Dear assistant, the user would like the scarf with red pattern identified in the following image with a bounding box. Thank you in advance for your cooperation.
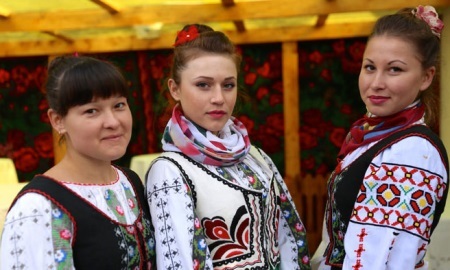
[162,104,251,166]
[338,101,425,161]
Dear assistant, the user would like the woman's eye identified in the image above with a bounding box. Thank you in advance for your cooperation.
[84,109,97,114]
[196,82,209,88]
[364,64,375,71]
[115,102,127,109]
[389,67,403,72]
[224,83,236,89]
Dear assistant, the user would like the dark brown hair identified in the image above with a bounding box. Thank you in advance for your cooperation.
[45,55,128,117]
[170,24,242,85]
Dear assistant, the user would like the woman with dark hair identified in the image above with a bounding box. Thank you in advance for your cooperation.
[0,55,156,269]
[145,24,311,269]
[312,5,448,269]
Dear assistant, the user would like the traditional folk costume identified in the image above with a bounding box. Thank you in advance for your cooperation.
[146,105,311,269]
[0,166,156,269]
[313,102,448,269]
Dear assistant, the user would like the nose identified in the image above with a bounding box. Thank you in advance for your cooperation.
[211,86,225,104]
[370,71,386,90]
[103,110,120,128]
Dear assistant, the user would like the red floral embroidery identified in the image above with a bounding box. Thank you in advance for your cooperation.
[128,198,135,208]
[202,207,250,260]
[59,229,72,240]
[193,259,200,270]
[116,205,124,215]
[126,225,135,234]
[173,25,199,46]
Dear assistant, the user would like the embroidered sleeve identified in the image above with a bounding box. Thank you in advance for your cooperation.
[345,136,448,269]
[0,193,75,269]
[257,148,312,269]
[146,158,213,270]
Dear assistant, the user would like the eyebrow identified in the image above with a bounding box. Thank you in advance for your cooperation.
[388,60,407,65]
[195,76,237,80]
[363,58,407,65]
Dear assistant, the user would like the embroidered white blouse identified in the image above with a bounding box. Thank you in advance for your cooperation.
[312,131,448,270]
[0,168,139,269]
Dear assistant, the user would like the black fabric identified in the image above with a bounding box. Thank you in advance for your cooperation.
[14,166,154,270]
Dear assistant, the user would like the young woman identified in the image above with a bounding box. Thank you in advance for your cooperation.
[312,5,448,270]
[145,24,311,269]
[0,56,156,269]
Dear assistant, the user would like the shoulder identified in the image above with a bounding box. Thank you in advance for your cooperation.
[375,135,447,177]
[146,153,191,183]
[8,191,54,216]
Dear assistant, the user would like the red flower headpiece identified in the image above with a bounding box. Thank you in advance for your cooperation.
[412,5,444,38]
[173,25,200,47]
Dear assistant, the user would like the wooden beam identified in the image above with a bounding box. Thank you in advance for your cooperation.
[0,0,449,32]
[91,0,121,14]
[0,21,377,57]
[233,21,246,32]
[221,0,235,6]
[316,14,329,27]
[0,22,375,57]
[0,5,11,19]
[42,31,74,43]
[221,0,246,33]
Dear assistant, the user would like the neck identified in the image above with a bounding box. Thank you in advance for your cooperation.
[45,155,116,184]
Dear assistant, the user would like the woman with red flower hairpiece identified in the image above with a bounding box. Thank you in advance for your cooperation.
[312,5,448,270]
[145,24,311,269]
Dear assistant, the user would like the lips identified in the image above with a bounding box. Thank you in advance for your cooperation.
[103,134,122,140]
[207,110,226,118]
[368,95,389,105]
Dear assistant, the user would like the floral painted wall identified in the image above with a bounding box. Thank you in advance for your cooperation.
[0,38,367,182]
[0,56,52,182]
[298,39,367,176]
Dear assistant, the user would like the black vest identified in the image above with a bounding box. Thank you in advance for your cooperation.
[325,125,449,269]
[14,166,156,269]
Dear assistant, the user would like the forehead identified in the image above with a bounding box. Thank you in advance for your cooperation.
[365,35,421,62]
[183,54,237,74]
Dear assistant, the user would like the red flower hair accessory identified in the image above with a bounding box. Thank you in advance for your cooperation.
[412,5,444,38]
[173,25,200,47]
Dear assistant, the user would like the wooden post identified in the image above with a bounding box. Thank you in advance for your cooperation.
[48,55,66,164]
[440,7,450,219]
[282,41,301,207]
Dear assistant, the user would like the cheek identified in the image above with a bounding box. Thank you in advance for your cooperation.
[358,76,367,97]
[358,74,367,89]
[123,111,133,129]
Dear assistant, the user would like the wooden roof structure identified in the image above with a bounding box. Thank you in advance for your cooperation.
[1,0,450,57]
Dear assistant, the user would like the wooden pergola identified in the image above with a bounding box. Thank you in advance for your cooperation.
[2,0,450,250]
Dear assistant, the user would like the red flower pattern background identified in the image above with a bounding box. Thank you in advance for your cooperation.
[0,39,367,182]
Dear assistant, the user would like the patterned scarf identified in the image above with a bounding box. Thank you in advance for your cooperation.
[338,101,425,161]
[162,104,251,166]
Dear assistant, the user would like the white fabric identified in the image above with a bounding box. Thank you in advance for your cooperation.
[313,134,447,270]
[0,168,138,269]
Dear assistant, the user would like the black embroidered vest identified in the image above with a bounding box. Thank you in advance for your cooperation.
[324,125,449,269]
[14,166,156,269]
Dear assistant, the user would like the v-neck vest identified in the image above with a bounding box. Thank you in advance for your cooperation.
[158,151,281,269]
[14,166,156,270]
